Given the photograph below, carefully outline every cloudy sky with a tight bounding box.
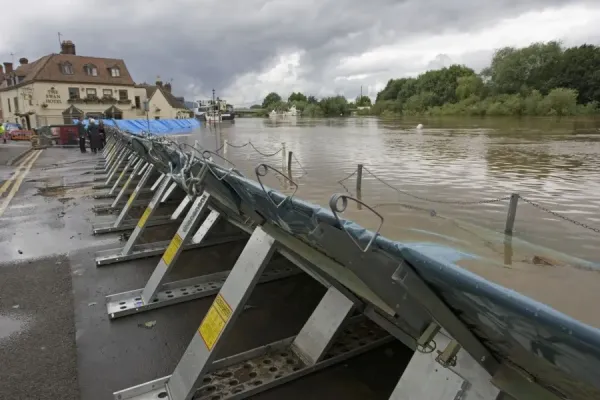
[1,0,600,106]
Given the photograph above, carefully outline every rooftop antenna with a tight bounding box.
[57,32,62,48]
[10,52,15,64]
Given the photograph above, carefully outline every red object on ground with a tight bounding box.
[9,130,33,141]
[56,125,78,146]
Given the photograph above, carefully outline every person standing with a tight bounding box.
[87,118,101,154]
[77,120,87,153]
[98,120,106,150]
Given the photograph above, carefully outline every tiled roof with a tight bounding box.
[0,53,135,92]
[139,84,189,110]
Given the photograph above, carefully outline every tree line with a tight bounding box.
[371,42,600,117]
[253,92,372,117]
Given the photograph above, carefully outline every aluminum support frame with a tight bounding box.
[113,227,392,400]
[389,326,501,400]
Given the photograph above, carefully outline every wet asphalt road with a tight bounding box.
[0,147,412,399]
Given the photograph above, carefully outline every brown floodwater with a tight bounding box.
[180,116,600,326]
[186,116,600,262]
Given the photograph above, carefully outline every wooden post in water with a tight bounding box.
[356,164,363,210]
[282,142,286,171]
[287,151,293,180]
[505,193,519,235]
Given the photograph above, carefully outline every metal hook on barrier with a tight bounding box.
[329,193,384,253]
[201,150,242,181]
[255,163,299,208]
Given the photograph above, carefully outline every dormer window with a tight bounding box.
[84,64,98,76]
[61,62,74,75]
[110,67,120,77]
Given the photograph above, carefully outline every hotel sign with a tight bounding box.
[46,88,62,104]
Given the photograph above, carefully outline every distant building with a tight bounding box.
[136,79,193,120]
[0,40,191,128]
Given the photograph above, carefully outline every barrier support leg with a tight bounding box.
[389,326,501,400]
[105,197,264,318]
[113,228,392,400]
[95,176,173,265]
[105,150,130,185]
[103,144,126,174]
[92,165,158,234]
[290,286,355,365]
[108,156,139,194]
[111,160,145,203]
[167,226,278,400]
[140,193,212,304]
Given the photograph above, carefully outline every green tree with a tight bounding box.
[484,42,563,95]
[555,44,600,104]
[456,75,484,100]
[288,92,307,103]
[355,95,372,107]
[249,104,262,109]
[319,96,350,116]
[303,103,324,117]
[539,88,578,116]
[262,92,282,110]
[307,95,318,104]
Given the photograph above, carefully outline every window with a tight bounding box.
[84,64,98,76]
[7,98,11,113]
[86,88,97,98]
[110,67,120,77]
[13,97,18,112]
[102,89,113,98]
[154,116,160,120]
[61,62,73,75]
[68,87,80,99]
[118,90,128,101]
[134,96,141,109]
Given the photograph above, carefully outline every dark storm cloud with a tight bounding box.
[1,0,592,101]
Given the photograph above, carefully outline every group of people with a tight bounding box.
[77,118,106,154]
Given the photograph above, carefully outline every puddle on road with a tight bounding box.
[36,181,94,198]
[0,314,29,342]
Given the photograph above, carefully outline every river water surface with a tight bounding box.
[183,116,600,326]
[188,116,600,262]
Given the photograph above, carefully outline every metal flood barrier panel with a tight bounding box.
[96,128,600,400]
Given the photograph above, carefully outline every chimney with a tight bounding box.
[3,62,13,74]
[164,82,172,93]
[60,40,76,55]
[155,76,163,87]
[19,57,28,65]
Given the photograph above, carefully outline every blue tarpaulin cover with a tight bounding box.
[73,118,200,134]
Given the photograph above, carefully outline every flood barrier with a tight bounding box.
[92,128,600,400]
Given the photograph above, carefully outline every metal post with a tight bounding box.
[356,164,363,209]
[291,286,355,365]
[140,193,212,304]
[112,165,154,223]
[105,149,129,185]
[505,193,519,235]
[120,176,172,255]
[108,156,137,195]
[110,160,145,207]
[223,139,228,155]
[287,151,293,180]
[167,227,277,400]
[282,142,286,171]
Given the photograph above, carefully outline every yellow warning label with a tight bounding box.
[213,294,233,320]
[137,207,151,228]
[198,294,232,350]
[162,234,183,266]
[126,193,135,208]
